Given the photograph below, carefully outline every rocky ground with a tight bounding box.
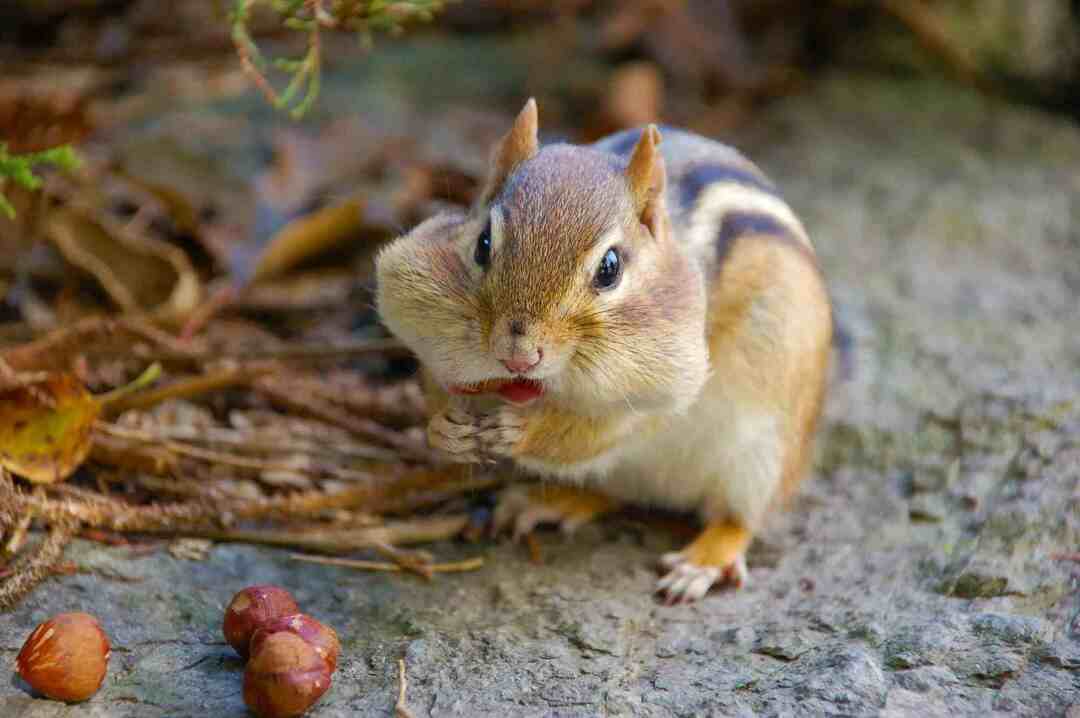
[2,66,1079,716]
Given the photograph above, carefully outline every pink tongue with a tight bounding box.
[497,379,544,403]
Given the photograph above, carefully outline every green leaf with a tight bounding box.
[0,143,82,219]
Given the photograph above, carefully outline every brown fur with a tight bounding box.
[706,234,832,502]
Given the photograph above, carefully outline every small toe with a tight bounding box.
[683,570,719,602]
[724,555,749,588]
[656,561,723,604]
[659,551,685,571]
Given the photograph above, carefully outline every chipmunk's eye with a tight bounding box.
[594,247,621,290]
[474,222,492,268]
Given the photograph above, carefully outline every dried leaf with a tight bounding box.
[43,205,201,320]
[0,374,100,484]
[248,197,367,284]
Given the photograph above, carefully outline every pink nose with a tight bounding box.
[502,349,542,375]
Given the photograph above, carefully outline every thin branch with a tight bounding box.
[0,523,75,611]
[2,506,34,559]
[256,376,437,463]
[290,553,484,574]
[138,339,410,367]
[1,317,204,372]
[101,363,275,415]
[396,658,417,718]
[180,514,469,553]
[95,422,398,480]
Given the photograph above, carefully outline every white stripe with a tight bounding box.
[685,183,811,260]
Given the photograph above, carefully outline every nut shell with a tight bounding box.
[243,632,332,718]
[250,614,340,673]
[223,585,299,659]
[15,612,110,702]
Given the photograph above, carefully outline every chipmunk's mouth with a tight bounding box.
[449,378,545,404]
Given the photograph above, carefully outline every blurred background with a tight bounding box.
[1,0,1078,353]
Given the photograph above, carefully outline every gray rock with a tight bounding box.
[908,493,950,522]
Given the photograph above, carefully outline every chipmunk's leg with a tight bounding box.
[492,484,618,540]
[656,521,751,604]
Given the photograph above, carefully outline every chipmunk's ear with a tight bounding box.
[478,98,539,206]
[626,124,667,239]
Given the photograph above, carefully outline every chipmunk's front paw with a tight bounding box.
[655,522,751,605]
[427,406,525,464]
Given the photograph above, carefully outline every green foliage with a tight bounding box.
[0,144,81,219]
[231,0,450,119]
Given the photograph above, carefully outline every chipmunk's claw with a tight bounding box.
[656,553,747,604]
[655,522,751,604]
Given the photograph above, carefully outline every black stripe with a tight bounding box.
[680,163,777,212]
[606,129,643,156]
[715,211,794,266]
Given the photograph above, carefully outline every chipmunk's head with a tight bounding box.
[376,100,708,413]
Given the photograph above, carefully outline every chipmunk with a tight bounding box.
[375,99,831,603]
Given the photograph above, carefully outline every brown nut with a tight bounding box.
[243,632,332,718]
[15,612,111,702]
[223,585,299,659]
[250,614,340,673]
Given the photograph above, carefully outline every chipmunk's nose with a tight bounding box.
[502,347,542,375]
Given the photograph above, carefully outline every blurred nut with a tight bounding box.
[243,632,332,718]
[15,612,110,702]
[223,585,300,659]
[250,613,340,673]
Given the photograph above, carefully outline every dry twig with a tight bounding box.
[0,523,76,611]
[396,658,416,718]
[102,363,278,415]
[187,514,470,554]
[290,553,484,575]
[1,317,203,372]
[256,375,436,462]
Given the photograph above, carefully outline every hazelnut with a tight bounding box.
[250,614,340,673]
[243,632,332,718]
[15,612,110,702]
[223,585,299,659]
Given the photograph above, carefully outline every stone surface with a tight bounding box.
[3,65,1080,716]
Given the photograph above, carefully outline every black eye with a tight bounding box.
[474,222,492,268]
[594,247,621,290]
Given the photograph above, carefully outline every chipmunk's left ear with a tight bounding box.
[626,124,668,239]
[478,98,539,206]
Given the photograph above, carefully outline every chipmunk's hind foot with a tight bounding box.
[657,522,751,604]
[492,485,617,541]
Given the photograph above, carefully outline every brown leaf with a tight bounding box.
[42,205,201,320]
[249,197,367,284]
[0,373,100,484]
